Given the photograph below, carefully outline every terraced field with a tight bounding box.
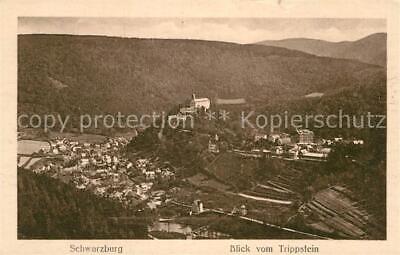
[241,165,309,204]
[301,186,385,239]
[205,152,312,203]
[201,151,385,239]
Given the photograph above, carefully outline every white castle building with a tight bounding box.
[190,94,210,110]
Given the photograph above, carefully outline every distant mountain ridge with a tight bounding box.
[256,33,386,66]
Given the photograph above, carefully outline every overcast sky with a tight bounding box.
[18,17,386,43]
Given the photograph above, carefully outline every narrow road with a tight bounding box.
[171,200,330,240]
[236,192,293,205]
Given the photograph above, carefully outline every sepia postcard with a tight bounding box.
[1,0,400,254]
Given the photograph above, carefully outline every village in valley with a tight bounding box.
[10,13,391,248]
[18,135,178,209]
[18,93,383,240]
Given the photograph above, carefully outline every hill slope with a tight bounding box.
[18,168,148,239]
[18,34,385,121]
[256,33,386,66]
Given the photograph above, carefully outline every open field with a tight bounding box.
[205,152,259,189]
[172,183,295,226]
[187,173,231,192]
[47,132,107,143]
[17,140,50,154]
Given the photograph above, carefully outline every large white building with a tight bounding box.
[297,129,314,144]
[190,94,210,110]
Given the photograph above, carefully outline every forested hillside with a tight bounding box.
[18,169,148,239]
[258,77,386,138]
[18,34,385,121]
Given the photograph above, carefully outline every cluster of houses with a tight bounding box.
[251,129,365,161]
[254,129,315,145]
[214,128,365,162]
[135,158,175,182]
[30,137,176,207]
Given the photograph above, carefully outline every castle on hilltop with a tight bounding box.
[190,93,210,111]
[179,93,211,114]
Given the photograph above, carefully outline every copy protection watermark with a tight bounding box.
[17,109,386,133]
